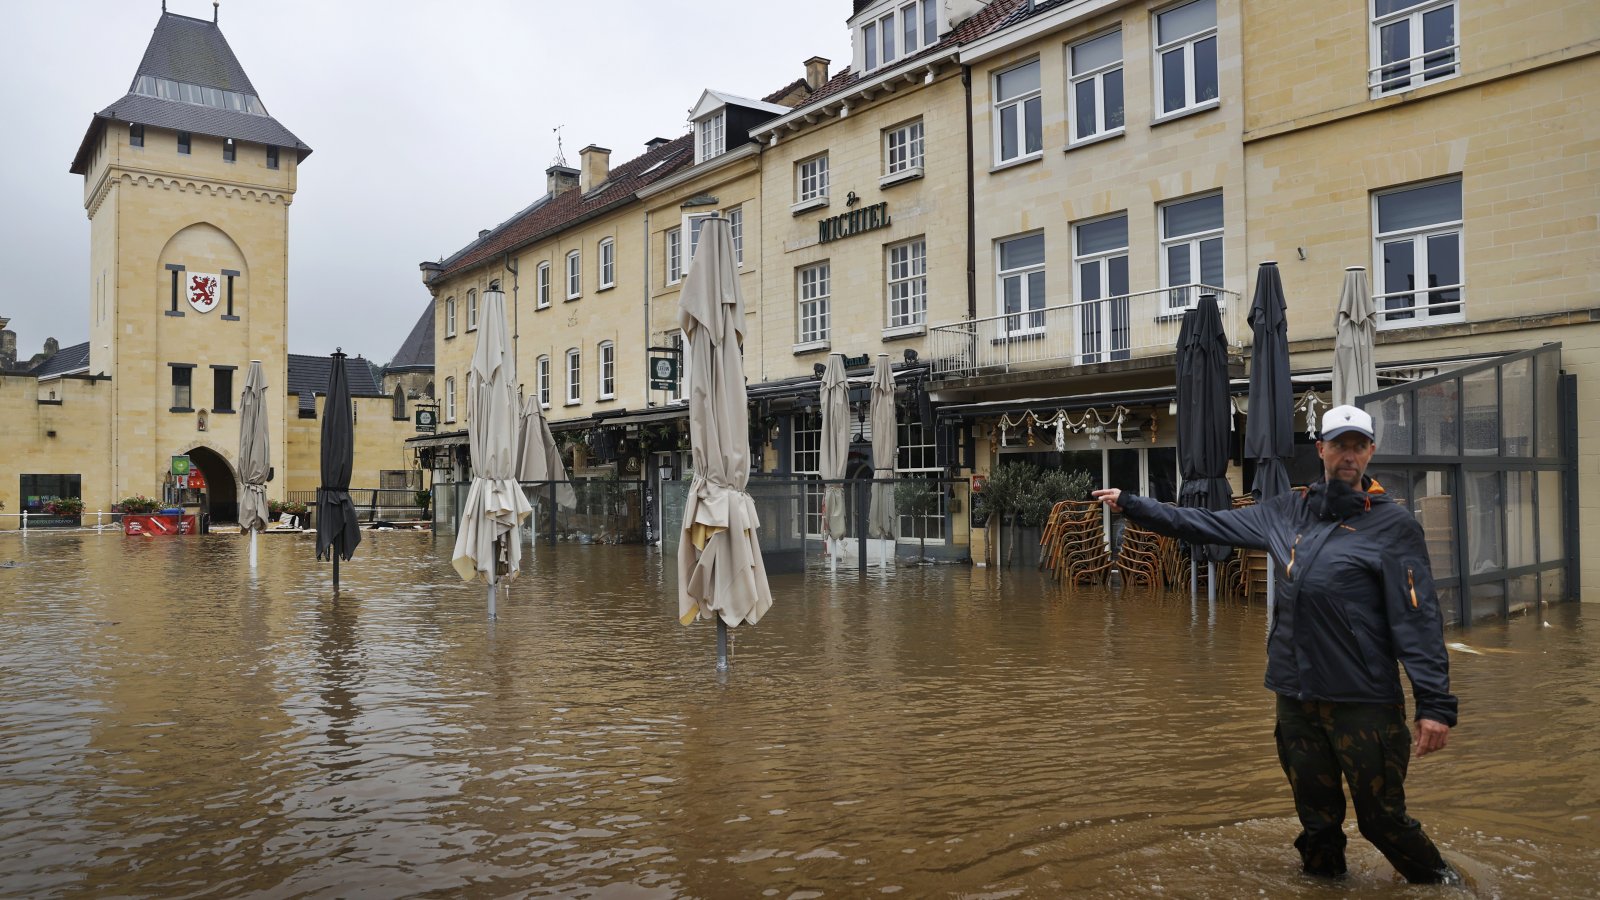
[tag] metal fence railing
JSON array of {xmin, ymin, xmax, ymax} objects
[
  {"xmin": 436, "ymin": 478, "xmax": 646, "ymax": 546},
  {"xmin": 288, "ymin": 488, "xmax": 429, "ymax": 525}
]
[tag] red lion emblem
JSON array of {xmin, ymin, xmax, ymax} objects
[{"xmin": 189, "ymin": 275, "xmax": 217, "ymax": 308}]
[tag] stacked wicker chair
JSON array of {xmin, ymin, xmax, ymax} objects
[
  {"xmin": 1115, "ymin": 518, "xmax": 1167, "ymax": 587},
  {"xmin": 1039, "ymin": 500, "xmax": 1111, "ymax": 584}
]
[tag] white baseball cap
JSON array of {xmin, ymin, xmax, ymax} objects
[{"xmin": 1320, "ymin": 405, "xmax": 1375, "ymax": 442}]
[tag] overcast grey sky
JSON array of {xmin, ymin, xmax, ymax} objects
[{"xmin": 0, "ymin": 0, "xmax": 849, "ymax": 364}]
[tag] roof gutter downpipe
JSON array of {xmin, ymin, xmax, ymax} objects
[
  {"xmin": 963, "ymin": 64, "xmax": 976, "ymax": 321},
  {"xmin": 504, "ymin": 252, "xmax": 519, "ymax": 369}
]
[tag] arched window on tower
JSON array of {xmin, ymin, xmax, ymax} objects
[{"xmin": 393, "ymin": 384, "xmax": 406, "ymax": 420}]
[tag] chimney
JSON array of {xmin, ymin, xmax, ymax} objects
[
  {"xmin": 948, "ymin": 0, "xmax": 987, "ymax": 28},
  {"xmin": 646, "ymin": 136, "xmax": 671, "ymax": 151},
  {"xmin": 419, "ymin": 260, "xmax": 443, "ymax": 285},
  {"xmin": 805, "ymin": 56, "xmax": 831, "ymax": 91},
  {"xmin": 0, "ymin": 320, "xmax": 16, "ymax": 371},
  {"xmin": 579, "ymin": 144, "xmax": 611, "ymax": 193},
  {"xmin": 546, "ymin": 164, "xmax": 579, "ymax": 197},
  {"xmin": 478, "ymin": 229, "xmax": 491, "ymax": 240}
]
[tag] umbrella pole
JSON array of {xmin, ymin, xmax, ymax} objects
[
  {"xmin": 1207, "ymin": 561, "xmax": 1216, "ymax": 605},
  {"xmin": 250, "ymin": 529, "xmax": 257, "ymax": 569},
  {"xmin": 332, "ymin": 550, "xmax": 340, "ymax": 592},
  {"xmin": 1190, "ymin": 556, "xmax": 1197, "ymax": 601},
  {"xmin": 716, "ymin": 618, "xmax": 729, "ymax": 671},
  {"xmin": 488, "ymin": 574, "xmax": 497, "ymax": 620}
]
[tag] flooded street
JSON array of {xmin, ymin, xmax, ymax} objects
[{"xmin": 1, "ymin": 531, "xmax": 1596, "ymax": 898}]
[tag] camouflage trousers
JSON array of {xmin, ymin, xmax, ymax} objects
[{"xmin": 1273, "ymin": 695, "xmax": 1448, "ymax": 883}]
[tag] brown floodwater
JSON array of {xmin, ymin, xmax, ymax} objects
[{"xmin": 0, "ymin": 530, "xmax": 1595, "ymax": 899}]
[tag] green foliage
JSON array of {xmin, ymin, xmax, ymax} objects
[
  {"xmin": 979, "ymin": 461, "xmax": 1033, "ymax": 526},
  {"xmin": 414, "ymin": 489, "xmax": 432, "ymax": 512},
  {"xmin": 893, "ymin": 479, "xmax": 942, "ymax": 518},
  {"xmin": 42, "ymin": 497, "xmax": 84, "ymax": 516},
  {"xmin": 268, "ymin": 499, "xmax": 310, "ymax": 519},
  {"xmin": 112, "ymin": 495, "xmax": 162, "ymax": 514},
  {"xmin": 1018, "ymin": 468, "xmax": 1096, "ymax": 526}
]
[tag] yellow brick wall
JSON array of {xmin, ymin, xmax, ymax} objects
[
  {"xmin": 0, "ymin": 375, "xmax": 114, "ymax": 523},
  {"xmin": 283, "ymin": 395, "xmax": 421, "ymax": 495}
]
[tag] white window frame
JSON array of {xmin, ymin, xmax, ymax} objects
[
  {"xmin": 1072, "ymin": 213, "xmax": 1132, "ymax": 362},
  {"xmin": 795, "ymin": 154, "xmax": 829, "ymax": 210},
  {"xmin": 565, "ymin": 250, "xmax": 581, "ymax": 300},
  {"xmin": 791, "ymin": 413, "xmax": 824, "ymax": 538},
  {"xmin": 896, "ymin": 418, "xmax": 947, "ymax": 545},
  {"xmin": 1159, "ymin": 192, "xmax": 1225, "ymax": 312},
  {"xmin": 466, "ymin": 289, "xmax": 478, "ymax": 332},
  {"xmin": 1152, "ymin": 0, "xmax": 1219, "ymax": 121},
  {"xmin": 444, "ymin": 376, "xmax": 457, "ymax": 422},
  {"xmin": 1369, "ymin": 0, "xmax": 1459, "ymax": 95},
  {"xmin": 886, "ymin": 238, "xmax": 927, "ymax": 330},
  {"xmin": 993, "ymin": 59, "xmax": 1043, "ymax": 166},
  {"xmin": 797, "ymin": 262, "xmax": 831, "ymax": 347},
  {"xmin": 537, "ymin": 355, "xmax": 551, "ymax": 409},
  {"xmin": 536, "ymin": 261, "xmax": 551, "ymax": 309},
  {"xmin": 696, "ymin": 111, "xmax": 726, "ymax": 163},
  {"xmin": 996, "ymin": 231, "xmax": 1047, "ymax": 336},
  {"xmin": 860, "ymin": 0, "xmax": 938, "ymax": 73},
  {"xmin": 599, "ymin": 238, "xmax": 615, "ymax": 289},
  {"xmin": 666, "ymin": 227, "xmax": 683, "ymax": 284},
  {"xmin": 444, "ymin": 297, "xmax": 457, "ymax": 338},
  {"xmin": 882, "ymin": 119, "xmax": 925, "ymax": 185},
  {"xmin": 1068, "ymin": 29, "xmax": 1125, "ymax": 145},
  {"xmin": 1372, "ymin": 177, "xmax": 1464, "ymax": 330},
  {"xmin": 726, "ymin": 206, "xmax": 744, "ymax": 267},
  {"xmin": 668, "ymin": 330, "xmax": 688, "ymax": 404},
  {"xmin": 684, "ymin": 212, "xmax": 717, "ymax": 274},
  {"xmin": 565, "ymin": 348, "xmax": 581, "ymax": 405},
  {"xmin": 598, "ymin": 340, "xmax": 615, "ymax": 399}
]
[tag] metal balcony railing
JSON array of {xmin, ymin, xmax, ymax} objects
[{"xmin": 927, "ymin": 284, "xmax": 1245, "ymax": 379}]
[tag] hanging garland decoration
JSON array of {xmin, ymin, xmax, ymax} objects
[
  {"xmin": 995, "ymin": 405, "xmax": 1132, "ymax": 448},
  {"xmin": 1293, "ymin": 390, "xmax": 1329, "ymax": 438}
]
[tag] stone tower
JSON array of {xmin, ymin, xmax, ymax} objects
[{"xmin": 69, "ymin": 8, "xmax": 309, "ymax": 515}]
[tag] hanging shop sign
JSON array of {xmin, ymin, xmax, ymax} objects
[
  {"xmin": 186, "ymin": 272, "xmax": 221, "ymax": 314},
  {"xmin": 415, "ymin": 406, "xmax": 438, "ymax": 432},
  {"xmin": 818, "ymin": 201, "xmax": 891, "ymax": 244},
  {"xmin": 649, "ymin": 355, "xmax": 679, "ymax": 391},
  {"xmin": 170, "ymin": 455, "xmax": 192, "ymax": 476}
]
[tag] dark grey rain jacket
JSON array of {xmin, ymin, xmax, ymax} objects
[{"xmin": 1121, "ymin": 479, "xmax": 1457, "ymax": 726}]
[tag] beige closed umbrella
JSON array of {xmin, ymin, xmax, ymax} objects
[
  {"xmin": 676, "ymin": 216, "xmax": 772, "ymax": 669},
  {"xmin": 237, "ymin": 359, "xmax": 270, "ymax": 569},
  {"xmin": 451, "ymin": 289, "xmax": 533, "ymax": 619},
  {"xmin": 866, "ymin": 353, "xmax": 897, "ymax": 565},
  {"xmin": 1332, "ymin": 266, "xmax": 1378, "ymax": 407},
  {"xmin": 819, "ymin": 352, "xmax": 849, "ymax": 564},
  {"xmin": 517, "ymin": 394, "xmax": 577, "ymax": 548}
]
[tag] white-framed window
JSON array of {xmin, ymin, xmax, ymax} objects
[
  {"xmin": 798, "ymin": 154, "xmax": 829, "ymax": 203},
  {"xmin": 727, "ymin": 206, "xmax": 744, "ymax": 266},
  {"xmin": 565, "ymin": 348, "xmax": 581, "ymax": 404},
  {"xmin": 444, "ymin": 376, "xmax": 456, "ymax": 422},
  {"xmin": 536, "ymin": 261, "xmax": 551, "ymax": 309},
  {"xmin": 696, "ymin": 111, "xmax": 726, "ymax": 163},
  {"xmin": 861, "ymin": 0, "xmax": 938, "ymax": 72},
  {"xmin": 1373, "ymin": 177, "xmax": 1463, "ymax": 328},
  {"xmin": 997, "ymin": 232, "xmax": 1047, "ymax": 335},
  {"xmin": 994, "ymin": 60, "xmax": 1042, "ymax": 164},
  {"xmin": 884, "ymin": 119, "xmax": 925, "ymax": 176},
  {"xmin": 598, "ymin": 340, "xmax": 615, "ymax": 399},
  {"xmin": 599, "ymin": 238, "xmax": 615, "ymax": 289},
  {"xmin": 666, "ymin": 227, "xmax": 683, "ymax": 284},
  {"xmin": 684, "ymin": 212, "xmax": 717, "ymax": 273},
  {"xmin": 897, "ymin": 418, "xmax": 946, "ymax": 543},
  {"xmin": 1069, "ymin": 30, "xmax": 1125, "ymax": 143},
  {"xmin": 537, "ymin": 355, "xmax": 551, "ymax": 408},
  {"xmin": 1073, "ymin": 213, "xmax": 1131, "ymax": 362},
  {"xmin": 668, "ymin": 330, "xmax": 688, "ymax": 404},
  {"xmin": 466, "ymin": 289, "xmax": 478, "ymax": 331},
  {"xmin": 565, "ymin": 250, "xmax": 581, "ymax": 299},
  {"xmin": 1160, "ymin": 192, "xmax": 1224, "ymax": 311},
  {"xmin": 1154, "ymin": 0, "xmax": 1218, "ymax": 118},
  {"xmin": 1370, "ymin": 0, "xmax": 1458, "ymax": 95},
  {"xmin": 887, "ymin": 238, "xmax": 927, "ymax": 328},
  {"xmin": 798, "ymin": 262, "xmax": 831, "ymax": 344},
  {"xmin": 445, "ymin": 297, "xmax": 456, "ymax": 337},
  {"xmin": 791, "ymin": 412, "xmax": 824, "ymax": 537}
]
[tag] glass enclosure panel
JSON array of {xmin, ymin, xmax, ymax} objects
[
  {"xmin": 1416, "ymin": 379, "xmax": 1458, "ymax": 455},
  {"xmin": 1470, "ymin": 579, "xmax": 1505, "ymax": 621},
  {"xmin": 1148, "ymin": 446, "xmax": 1179, "ymax": 502},
  {"xmin": 1501, "ymin": 357, "xmax": 1533, "ymax": 457},
  {"xmin": 1536, "ymin": 349, "xmax": 1561, "ymax": 458},
  {"xmin": 1465, "ymin": 469, "xmax": 1503, "ymax": 573},
  {"xmin": 1504, "ymin": 470, "xmax": 1536, "ymax": 569},
  {"xmin": 1540, "ymin": 568, "xmax": 1565, "ymax": 606},
  {"xmin": 1372, "ymin": 391, "xmax": 1414, "ymax": 455},
  {"xmin": 1461, "ymin": 368, "xmax": 1499, "ymax": 456},
  {"xmin": 1436, "ymin": 584, "xmax": 1462, "ymax": 627},
  {"xmin": 1508, "ymin": 574, "xmax": 1538, "ymax": 618},
  {"xmin": 1538, "ymin": 470, "xmax": 1564, "ymax": 564}
]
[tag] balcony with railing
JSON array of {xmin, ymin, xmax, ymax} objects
[{"xmin": 927, "ymin": 284, "xmax": 1246, "ymax": 381}]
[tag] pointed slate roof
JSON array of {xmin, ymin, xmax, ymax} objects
[
  {"xmin": 287, "ymin": 353, "xmax": 387, "ymax": 416},
  {"xmin": 70, "ymin": 11, "xmax": 309, "ymax": 175},
  {"xmin": 29, "ymin": 341, "xmax": 91, "ymax": 378},
  {"xmin": 386, "ymin": 303, "xmax": 435, "ymax": 373}
]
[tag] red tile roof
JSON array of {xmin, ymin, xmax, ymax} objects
[{"xmin": 437, "ymin": 133, "xmax": 694, "ymax": 279}]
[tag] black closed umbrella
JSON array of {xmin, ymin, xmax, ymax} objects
[
  {"xmin": 1246, "ymin": 262, "xmax": 1295, "ymax": 620},
  {"xmin": 316, "ymin": 348, "xmax": 361, "ymax": 589},
  {"xmin": 1176, "ymin": 294, "xmax": 1233, "ymax": 600}
]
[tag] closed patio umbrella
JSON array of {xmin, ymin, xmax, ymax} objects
[
  {"xmin": 1176, "ymin": 294, "xmax": 1233, "ymax": 602},
  {"xmin": 516, "ymin": 393, "xmax": 576, "ymax": 547},
  {"xmin": 676, "ymin": 216, "xmax": 773, "ymax": 669},
  {"xmin": 1332, "ymin": 266, "xmax": 1378, "ymax": 407},
  {"xmin": 1246, "ymin": 262, "xmax": 1294, "ymax": 618},
  {"xmin": 452, "ymin": 289, "xmax": 532, "ymax": 618},
  {"xmin": 866, "ymin": 353, "xmax": 897, "ymax": 564},
  {"xmin": 819, "ymin": 353, "xmax": 849, "ymax": 565},
  {"xmin": 316, "ymin": 349, "xmax": 361, "ymax": 590},
  {"xmin": 238, "ymin": 359, "xmax": 270, "ymax": 570}
]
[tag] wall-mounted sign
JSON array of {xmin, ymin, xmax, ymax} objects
[
  {"xmin": 818, "ymin": 201, "xmax": 891, "ymax": 244},
  {"xmin": 649, "ymin": 356, "xmax": 679, "ymax": 391},
  {"xmin": 186, "ymin": 272, "xmax": 221, "ymax": 314},
  {"xmin": 415, "ymin": 407, "xmax": 438, "ymax": 432},
  {"xmin": 171, "ymin": 455, "xmax": 192, "ymax": 476},
  {"xmin": 841, "ymin": 353, "xmax": 871, "ymax": 369}
]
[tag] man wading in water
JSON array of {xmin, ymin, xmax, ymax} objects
[{"xmin": 1093, "ymin": 405, "xmax": 1460, "ymax": 884}]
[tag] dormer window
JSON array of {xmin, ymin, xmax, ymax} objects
[
  {"xmin": 860, "ymin": 0, "xmax": 939, "ymax": 73},
  {"xmin": 696, "ymin": 111, "xmax": 726, "ymax": 163}
]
